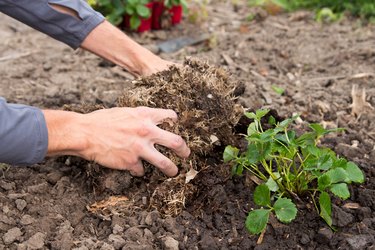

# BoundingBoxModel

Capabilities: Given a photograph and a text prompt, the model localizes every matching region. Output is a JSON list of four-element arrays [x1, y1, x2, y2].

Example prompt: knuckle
[[137, 121, 151, 136], [132, 141, 145, 153], [125, 155, 139, 166], [135, 106, 150, 116]]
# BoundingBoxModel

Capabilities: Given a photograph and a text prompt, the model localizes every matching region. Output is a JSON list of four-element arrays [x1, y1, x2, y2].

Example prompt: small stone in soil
[[108, 234, 126, 249], [124, 227, 143, 242], [300, 233, 310, 245], [333, 205, 354, 227], [20, 214, 35, 225], [316, 227, 333, 244], [27, 232, 46, 249], [162, 236, 179, 250], [347, 234, 375, 250], [112, 224, 124, 234], [3, 227, 22, 245], [15, 199, 27, 211]]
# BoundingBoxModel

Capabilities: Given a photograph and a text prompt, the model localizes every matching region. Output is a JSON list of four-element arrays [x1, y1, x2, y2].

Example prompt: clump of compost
[[67, 58, 243, 216], [117, 58, 242, 155], [117, 58, 243, 215]]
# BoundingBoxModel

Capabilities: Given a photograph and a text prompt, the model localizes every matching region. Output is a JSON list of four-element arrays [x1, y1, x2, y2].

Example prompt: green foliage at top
[[89, 0, 151, 29], [249, 0, 375, 22], [224, 109, 365, 234], [164, 0, 188, 11]]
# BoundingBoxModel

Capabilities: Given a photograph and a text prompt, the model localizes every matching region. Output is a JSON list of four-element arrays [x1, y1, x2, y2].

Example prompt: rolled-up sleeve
[[0, 98, 48, 166], [0, 0, 105, 49]]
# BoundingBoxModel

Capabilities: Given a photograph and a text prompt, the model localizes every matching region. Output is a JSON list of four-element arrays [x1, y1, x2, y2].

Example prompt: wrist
[[43, 110, 89, 158]]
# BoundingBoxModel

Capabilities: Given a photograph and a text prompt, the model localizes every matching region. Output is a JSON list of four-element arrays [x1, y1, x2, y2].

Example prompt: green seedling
[[224, 109, 364, 234], [271, 85, 285, 95], [316, 8, 341, 23]]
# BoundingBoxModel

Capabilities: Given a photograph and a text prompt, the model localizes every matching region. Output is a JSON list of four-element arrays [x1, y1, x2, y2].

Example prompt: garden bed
[[0, 2, 374, 249]]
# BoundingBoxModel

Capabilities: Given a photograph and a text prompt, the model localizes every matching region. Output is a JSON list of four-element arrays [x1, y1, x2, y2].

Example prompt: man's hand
[[43, 107, 190, 177]]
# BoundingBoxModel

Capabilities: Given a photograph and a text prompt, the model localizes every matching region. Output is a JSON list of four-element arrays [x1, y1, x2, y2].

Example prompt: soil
[[0, 2, 374, 250]]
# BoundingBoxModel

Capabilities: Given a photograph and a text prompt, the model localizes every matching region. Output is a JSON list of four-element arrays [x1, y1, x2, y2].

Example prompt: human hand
[[44, 107, 190, 177]]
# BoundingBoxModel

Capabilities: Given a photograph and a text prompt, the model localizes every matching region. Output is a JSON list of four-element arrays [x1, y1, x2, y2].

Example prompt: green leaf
[[136, 4, 151, 18], [273, 198, 297, 223], [271, 85, 285, 95], [286, 130, 296, 141], [278, 117, 293, 129], [127, 0, 138, 6], [316, 7, 339, 23], [245, 112, 257, 120], [235, 164, 244, 176], [306, 145, 320, 156], [309, 123, 326, 136], [125, 5, 134, 15], [326, 168, 348, 184], [164, 0, 172, 8], [344, 162, 364, 183], [106, 12, 123, 25], [230, 163, 239, 176], [245, 143, 259, 164], [245, 209, 270, 234], [318, 174, 331, 191], [253, 184, 271, 206], [332, 158, 347, 169], [180, 0, 188, 11], [295, 132, 316, 147], [247, 122, 258, 136], [316, 154, 333, 170], [113, 0, 124, 8], [259, 129, 275, 142], [268, 115, 276, 126], [129, 15, 141, 29], [266, 174, 280, 192], [223, 146, 239, 163], [330, 183, 350, 200], [305, 153, 335, 171], [256, 109, 270, 119], [319, 191, 332, 226], [99, 0, 111, 6], [256, 141, 272, 161]]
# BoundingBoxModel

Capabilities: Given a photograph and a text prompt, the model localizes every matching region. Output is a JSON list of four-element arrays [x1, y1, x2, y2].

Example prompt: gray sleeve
[[0, 0, 105, 49], [0, 98, 48, 166]]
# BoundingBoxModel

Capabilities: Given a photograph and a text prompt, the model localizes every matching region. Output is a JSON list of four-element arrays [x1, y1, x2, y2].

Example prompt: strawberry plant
[[224, 109, 365, 234], [89, 0, 152, 29], [124, 0, 152, 30]]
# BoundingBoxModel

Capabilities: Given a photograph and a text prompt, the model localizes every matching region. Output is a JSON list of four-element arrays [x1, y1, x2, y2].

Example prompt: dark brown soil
[[1, 2, 374, 249]]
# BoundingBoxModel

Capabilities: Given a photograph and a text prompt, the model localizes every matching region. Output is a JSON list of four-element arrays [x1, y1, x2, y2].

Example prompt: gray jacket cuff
[[0, 98, 48, 166]]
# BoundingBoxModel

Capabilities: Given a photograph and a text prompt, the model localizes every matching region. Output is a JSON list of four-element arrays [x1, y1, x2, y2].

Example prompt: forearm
[[0, 0, 172, 76], [81, 20, 169, 76]]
